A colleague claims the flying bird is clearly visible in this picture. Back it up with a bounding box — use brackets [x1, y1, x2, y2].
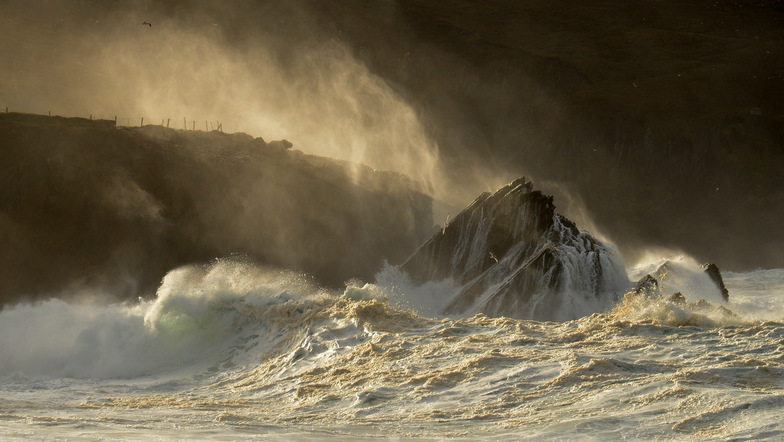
[143, 21, 152, 27]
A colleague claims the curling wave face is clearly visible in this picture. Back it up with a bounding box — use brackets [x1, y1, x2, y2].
[2, 260, 784, 439]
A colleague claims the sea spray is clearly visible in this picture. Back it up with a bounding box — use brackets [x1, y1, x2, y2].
[0, 298, 149, 378]
[610, 289, 743, 327]
[0, 260, 336, 379]
[374, 263, 460, 318]
[628, 255, 727, 305]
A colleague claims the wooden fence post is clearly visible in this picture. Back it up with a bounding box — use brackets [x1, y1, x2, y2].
[183, 117, 187, 129]
[140, 117, 144, 127]
[167, 118, 170, 128]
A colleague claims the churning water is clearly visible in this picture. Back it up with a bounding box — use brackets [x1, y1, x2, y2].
[2, 257, 784, 440]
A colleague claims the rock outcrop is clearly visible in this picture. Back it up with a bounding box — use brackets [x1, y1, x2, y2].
[401, 177, 628, 321]
[702, 262, 730, 302]
[631, 260, 730, 303]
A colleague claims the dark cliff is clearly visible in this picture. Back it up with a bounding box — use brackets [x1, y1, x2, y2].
[0, 113, 433, 306]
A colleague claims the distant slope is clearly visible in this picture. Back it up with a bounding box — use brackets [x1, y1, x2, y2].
[0, 113, 433, 306]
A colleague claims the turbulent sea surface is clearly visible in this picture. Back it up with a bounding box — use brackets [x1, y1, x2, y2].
[2, 259, 784, 440]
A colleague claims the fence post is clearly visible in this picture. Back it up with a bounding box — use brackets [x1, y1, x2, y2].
[183, 117, 187, 129]
[167, 118, 170, 128]
[205, 120, 208, 131]
[140, 117, 143, 127]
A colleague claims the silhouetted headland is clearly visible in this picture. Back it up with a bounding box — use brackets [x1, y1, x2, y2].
[0, 112, 433, 306]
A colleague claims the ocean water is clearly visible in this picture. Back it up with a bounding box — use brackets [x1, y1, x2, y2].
[2, 258, 784, 440]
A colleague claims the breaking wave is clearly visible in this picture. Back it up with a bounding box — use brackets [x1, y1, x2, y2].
[0, 260, 339, 379]
[1, 256, 780, 381]
[1, 258, 784, 439]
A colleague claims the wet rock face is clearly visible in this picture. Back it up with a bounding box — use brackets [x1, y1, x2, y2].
[402, 178, 554, 284]
[401, 177, 627, 321]
[634, 274, 660, 297]
[702, 262, 730, 302]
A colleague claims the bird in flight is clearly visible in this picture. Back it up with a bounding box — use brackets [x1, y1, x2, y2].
[142, 22, 152, 27]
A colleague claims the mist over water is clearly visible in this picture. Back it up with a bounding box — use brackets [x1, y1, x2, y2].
[0, 0, 455, 303]
[0, 0, 454, 203]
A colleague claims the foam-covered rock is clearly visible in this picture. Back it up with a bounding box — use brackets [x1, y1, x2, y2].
[631, 260, 730, 304]
[401, 177, 628, 321]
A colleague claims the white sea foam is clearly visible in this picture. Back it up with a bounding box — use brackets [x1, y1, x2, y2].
[373, 263, 460, 317]
[0, 260, 333, 379]
[724, 268, 784, 321]
[2, 260, 784, 440]
[628, 255, 726, 303]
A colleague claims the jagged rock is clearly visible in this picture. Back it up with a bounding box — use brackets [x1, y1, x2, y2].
[637, 259, 729, 304]
[702, 262, 730, 301]
[401, 177, 627, 321]
[634, 274, 660, 297]
[668, 292, 686, 305]
[716, 305, 739, 319]
[694, 299, 713, 311]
